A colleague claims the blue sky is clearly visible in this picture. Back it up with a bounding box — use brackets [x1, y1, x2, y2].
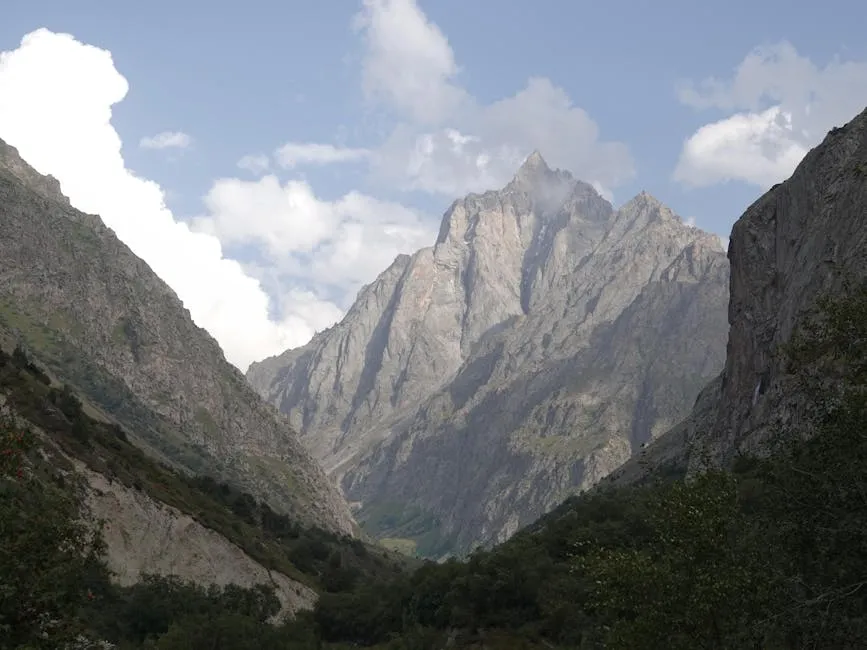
[2, 0, 867, 369]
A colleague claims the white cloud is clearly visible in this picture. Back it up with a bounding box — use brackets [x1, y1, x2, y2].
[0, 29, 341, 371]
[237, 153, 270, 175]
[674, 107, 809, 188]
[354, 0, 633, 197]
[195, 175, 435, 302]
[683, 216, 697, 228]
[674, 42, 867, 188]
[354, 0, 467, 125]
[140, 130, 191, 150]
[275, 142, 371, 169]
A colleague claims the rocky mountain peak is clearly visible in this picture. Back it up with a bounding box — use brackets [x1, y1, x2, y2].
[517, 149, 550, 175]
[620, 190, 666, 214]
[248, 151, 730, 555]
[506, 150, 576, 209]
[610, 106, 867, 490]
[613, 190, 683, 231]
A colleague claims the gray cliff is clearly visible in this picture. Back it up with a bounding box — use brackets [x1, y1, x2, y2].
[610, 105, 867, 486]
[0, 137, 355, 535]
[248, 152, 730, 555]
[692, 106, 867, 469]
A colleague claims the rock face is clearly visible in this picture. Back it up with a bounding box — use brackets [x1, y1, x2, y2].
[682, 106, 867, 470]
[0, 137, 354, 535]
[79, 461, 317, 621]
[249, 153, 730, 555]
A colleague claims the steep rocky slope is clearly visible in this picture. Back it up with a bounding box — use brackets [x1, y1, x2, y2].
[608, 105, 867, 486]
[0, 137, 354, 535]
[249, 153, 730, 555]
[0, 334, 413, 632]
[690, 106, 867, 468]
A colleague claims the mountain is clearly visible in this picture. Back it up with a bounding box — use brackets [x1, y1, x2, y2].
[0, 136, 354, 536]
[248, 153, 730, 555]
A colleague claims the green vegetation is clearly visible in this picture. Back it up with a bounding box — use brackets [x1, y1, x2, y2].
[378, 537, 418, 557]
[358, 500, 455, 558]
[0, 419, 293, 649]
[3, 285, 866, 648]
[0, 411, 105, 648]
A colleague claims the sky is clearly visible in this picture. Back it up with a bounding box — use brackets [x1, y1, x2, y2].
[2, 0, 867, 371]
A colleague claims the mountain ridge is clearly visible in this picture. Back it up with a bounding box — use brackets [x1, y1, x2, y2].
[0, 135, 355, 536]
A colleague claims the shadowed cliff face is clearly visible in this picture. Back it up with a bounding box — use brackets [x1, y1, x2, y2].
[248, 153, 730, 556]
[607, 106, 867, 488]
[0, 137, 355, 536]
[689, 106, 867, 469]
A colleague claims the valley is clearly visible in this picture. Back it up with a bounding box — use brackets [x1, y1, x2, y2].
[0, 40, 865, 645]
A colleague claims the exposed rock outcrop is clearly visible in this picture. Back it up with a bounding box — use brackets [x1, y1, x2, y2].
[249, 154, 730, 555]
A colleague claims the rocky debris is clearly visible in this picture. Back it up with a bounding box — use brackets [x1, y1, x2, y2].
[79, 462, 317, 621]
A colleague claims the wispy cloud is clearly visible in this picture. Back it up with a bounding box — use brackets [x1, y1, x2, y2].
[140, 130, 192, 150]
[274, 142, 371, 169]
[237, 153, 271, 175]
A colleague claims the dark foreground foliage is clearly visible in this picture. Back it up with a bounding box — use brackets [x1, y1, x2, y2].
[2, 286, 866, 648]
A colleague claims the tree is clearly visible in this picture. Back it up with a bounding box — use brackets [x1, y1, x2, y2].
[153, 613, 288, 650]
[576, 471, 772, 649]
[0, 416, 108, 648]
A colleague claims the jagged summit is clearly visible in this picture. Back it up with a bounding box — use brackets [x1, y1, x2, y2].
[618, 190, 672, 220]
[518, 150, 549, 174]
[508, 150, 575, 200]
[620, 190, 667, 211]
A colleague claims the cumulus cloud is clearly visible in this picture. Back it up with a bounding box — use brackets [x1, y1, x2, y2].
[275, 142, 371, 168]
[674, 107, 809, 187]
[194, 175, 435, 301]
[140, 130, 192, 150]
[354, 0, 633, 197]
[0, 29, 344, 370]
[674, 42, 867, 188]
